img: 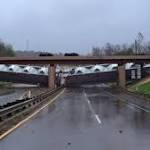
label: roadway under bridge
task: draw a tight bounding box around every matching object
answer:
[1,84,150,150]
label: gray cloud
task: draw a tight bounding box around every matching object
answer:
[0,0,150,53]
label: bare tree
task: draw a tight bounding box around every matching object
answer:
[104,43,114,56]
[135,32,144,54]
[92,47,103,56]
[0,40,15,57]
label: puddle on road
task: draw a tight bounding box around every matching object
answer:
[86,91,150,133]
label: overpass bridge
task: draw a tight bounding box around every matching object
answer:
[0,55,150,88]
[0,55,150,64]
[0,55,150,149]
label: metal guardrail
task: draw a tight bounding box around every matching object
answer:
[0,87,63,123]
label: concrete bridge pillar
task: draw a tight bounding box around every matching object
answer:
[118,63,126,88]
[48,64,56,89]
[140,63,144,78]
[137,63,144,79]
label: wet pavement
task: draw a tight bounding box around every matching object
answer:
[0,89,27,105]
[0,87,47,105]
[1,84,150,150]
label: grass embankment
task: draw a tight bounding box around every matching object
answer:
[0,82,9,87]
[0,82,14,96]
[130,82,150,96]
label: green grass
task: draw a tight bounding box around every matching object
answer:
[0,81,12,87]
[131,82,150,95]
[0,81,7,87]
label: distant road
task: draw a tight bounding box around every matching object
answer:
[0,85,150,150]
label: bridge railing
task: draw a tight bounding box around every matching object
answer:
[0,86,63,123]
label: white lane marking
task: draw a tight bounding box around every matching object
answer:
[127,102,150,113]
[83,92,95,115]
[104,90,150,113]
[95,114,101,124]
[127,105,136,110]
[83,91,102,125]
[0,89,65,140]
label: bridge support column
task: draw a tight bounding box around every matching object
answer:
[48,64,56,89]
[137,63,144,79]
[141,63,144,78]
[118,63,126,88]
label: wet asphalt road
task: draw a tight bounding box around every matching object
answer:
[0,88,47,105]
[0,89,26,105]
[1,85,150,150]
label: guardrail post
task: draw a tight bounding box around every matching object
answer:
[48,64,56,89]
[118,63,126,88]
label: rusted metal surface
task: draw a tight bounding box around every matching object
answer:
[0,71,48,86]
[65,69,143,86]
[0,55,150,64]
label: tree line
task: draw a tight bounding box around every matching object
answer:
[0,40,15,57]
[1,32,150,57]
[91,33,150,56]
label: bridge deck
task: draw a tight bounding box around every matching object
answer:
[1,85,150,150]
[0,55,150,64]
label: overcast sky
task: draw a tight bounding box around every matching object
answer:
[0,0,150,53]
